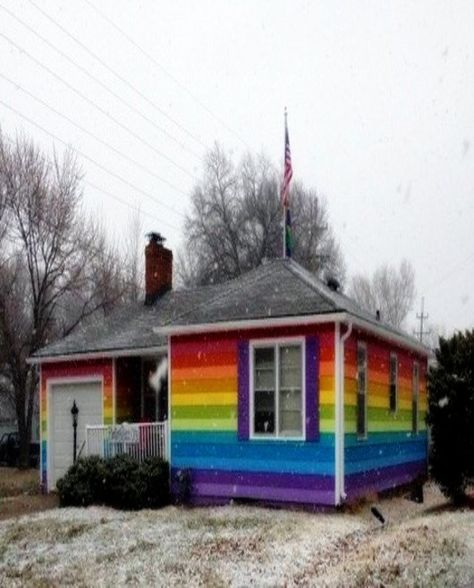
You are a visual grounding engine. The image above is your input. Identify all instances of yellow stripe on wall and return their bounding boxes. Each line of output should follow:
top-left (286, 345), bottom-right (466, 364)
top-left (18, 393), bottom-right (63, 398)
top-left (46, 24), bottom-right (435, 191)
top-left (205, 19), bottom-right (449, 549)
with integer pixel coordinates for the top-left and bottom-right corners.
top-left (173, 377), bottom-right (237, 395)
top-left (173, 391), bottom-right (236, 407)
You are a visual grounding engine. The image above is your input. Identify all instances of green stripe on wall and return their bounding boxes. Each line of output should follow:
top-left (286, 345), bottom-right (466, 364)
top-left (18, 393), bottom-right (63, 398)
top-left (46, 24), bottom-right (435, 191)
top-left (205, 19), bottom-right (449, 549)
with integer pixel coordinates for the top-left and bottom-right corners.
top-left (172, 405), bottom-right (237, 420)
top-left (173, 418), bottom-right (237, 431)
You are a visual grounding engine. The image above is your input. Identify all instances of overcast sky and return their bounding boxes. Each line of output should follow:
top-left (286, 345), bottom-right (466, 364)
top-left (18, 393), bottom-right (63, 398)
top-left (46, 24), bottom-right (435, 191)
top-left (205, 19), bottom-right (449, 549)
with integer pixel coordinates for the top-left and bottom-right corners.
top-left (1, 0), bottom-right (473, 337)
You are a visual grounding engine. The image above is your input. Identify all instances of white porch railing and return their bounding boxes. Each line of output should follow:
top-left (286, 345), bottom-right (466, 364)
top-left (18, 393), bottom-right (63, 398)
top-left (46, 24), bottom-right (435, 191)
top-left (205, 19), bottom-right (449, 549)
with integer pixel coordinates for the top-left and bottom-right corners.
top-left (85, 421), bottom-right (168, 462)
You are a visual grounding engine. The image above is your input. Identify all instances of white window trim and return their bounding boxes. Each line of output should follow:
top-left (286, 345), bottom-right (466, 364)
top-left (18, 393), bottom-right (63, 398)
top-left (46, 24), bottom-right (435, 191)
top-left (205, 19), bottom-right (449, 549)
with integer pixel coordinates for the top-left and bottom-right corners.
top-left (412, 361), bottom-right (420, 434)
top-left (389, 352), bottom-right (398, 413)
top-left (249, 336), bottom-right (306, 441)
top-left (356, 341), bottom-right (368, 440)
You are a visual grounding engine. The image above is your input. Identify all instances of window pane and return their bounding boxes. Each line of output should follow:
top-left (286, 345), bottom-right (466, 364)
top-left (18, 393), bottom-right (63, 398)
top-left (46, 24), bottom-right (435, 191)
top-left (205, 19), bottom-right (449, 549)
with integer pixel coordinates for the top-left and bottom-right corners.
top-left (255, 390), bottom-right (275, 434)
top-left (389, 354), bottom-right (397, 412)
top-left (255, 347), bottom-right (275, 370)
top-left (280, 345), bottom-right (301, 388)
top-left (279, 389), bottom-right (302, 436)
top-left (254, 347), bottom-right (275, 435)
top-left (357, 344), bottom-right (367, 437)
top-left (280, 345), bottom-right (300, 368)
top-left (279, 345), bottom-right (302, 436)
top-left (357, 393), bottom-right (365, 437)
top-left (255, 347), bottom-right (275, 390)
top-left (412, 363), bottom-right (419, 433)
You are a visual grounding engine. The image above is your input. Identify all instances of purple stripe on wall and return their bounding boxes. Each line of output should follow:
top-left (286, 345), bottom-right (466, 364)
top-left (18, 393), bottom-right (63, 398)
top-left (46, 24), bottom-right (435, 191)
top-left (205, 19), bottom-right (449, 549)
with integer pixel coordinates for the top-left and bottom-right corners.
top-left (187, 468), bottom-right (335, 490)
top-left (171, 467), bottom-right (335, 506)
top-left (171, 467), bottom-right (335, 500)
top-left (237, 340), bottom-right (249, 440)
top-left (193, 482), bottom-right (334, 505)
top-left (305, 336), bottom-right (319, 441)
top-left (345, 460), bottom-right (427, 500)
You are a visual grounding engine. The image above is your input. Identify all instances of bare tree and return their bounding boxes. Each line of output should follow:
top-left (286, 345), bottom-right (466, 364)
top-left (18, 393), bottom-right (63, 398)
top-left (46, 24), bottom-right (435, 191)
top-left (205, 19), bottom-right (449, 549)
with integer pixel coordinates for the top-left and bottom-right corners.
top-left (349, 259), bottom-right (416, 329)
top-left (178, 144), bottom-right (345, 287)
top-left (123, 205), bottom-right (144, 302)
top-left (0, 131), bottom-right (126, 465)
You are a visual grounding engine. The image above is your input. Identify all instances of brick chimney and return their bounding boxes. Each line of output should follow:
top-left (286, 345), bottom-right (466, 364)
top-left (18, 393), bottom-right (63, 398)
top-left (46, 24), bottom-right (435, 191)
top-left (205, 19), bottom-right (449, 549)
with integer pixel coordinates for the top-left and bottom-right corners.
top-left (145, 232), bottom-right (173, 305)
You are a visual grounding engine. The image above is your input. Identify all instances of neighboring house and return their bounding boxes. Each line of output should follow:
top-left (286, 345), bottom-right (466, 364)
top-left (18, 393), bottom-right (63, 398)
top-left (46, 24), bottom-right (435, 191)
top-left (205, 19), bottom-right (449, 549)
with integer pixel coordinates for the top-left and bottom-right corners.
top-left (31, 233), bottom-right (429, 507)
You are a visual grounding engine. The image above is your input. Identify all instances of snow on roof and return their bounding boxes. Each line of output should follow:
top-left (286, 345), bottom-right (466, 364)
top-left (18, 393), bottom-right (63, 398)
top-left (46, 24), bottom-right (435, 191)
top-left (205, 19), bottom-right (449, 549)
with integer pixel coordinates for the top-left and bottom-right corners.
top-left (33, 258), bottom-right (424, 360)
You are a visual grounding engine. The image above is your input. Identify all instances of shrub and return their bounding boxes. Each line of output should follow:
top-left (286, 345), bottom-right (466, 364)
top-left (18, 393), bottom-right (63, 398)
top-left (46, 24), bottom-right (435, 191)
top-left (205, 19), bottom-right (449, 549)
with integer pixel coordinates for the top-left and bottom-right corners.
top-left (140, 457), bottom-right (170, 508)
top-left (427, 330), bottom-right (474, 504)
top-left (105, 454), bottom-right (146, 510)
top-left (56, 455), bottom-right (107, 507)
top-left (57, 454), bottom-right (170, 510)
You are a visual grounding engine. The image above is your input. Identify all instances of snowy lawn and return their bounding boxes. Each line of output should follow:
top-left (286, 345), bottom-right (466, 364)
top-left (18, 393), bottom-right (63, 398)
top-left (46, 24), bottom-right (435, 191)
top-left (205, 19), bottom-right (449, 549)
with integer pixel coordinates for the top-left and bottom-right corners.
top-left (0, 484), bottom-right (473, 587)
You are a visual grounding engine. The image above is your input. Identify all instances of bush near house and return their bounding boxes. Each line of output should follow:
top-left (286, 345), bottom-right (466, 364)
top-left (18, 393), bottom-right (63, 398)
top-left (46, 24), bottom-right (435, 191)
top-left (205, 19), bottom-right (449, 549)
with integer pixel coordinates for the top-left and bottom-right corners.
top-left (427, 330), bottom-right (474, 504)
top-left (57, 455), bottom-right (169, 510)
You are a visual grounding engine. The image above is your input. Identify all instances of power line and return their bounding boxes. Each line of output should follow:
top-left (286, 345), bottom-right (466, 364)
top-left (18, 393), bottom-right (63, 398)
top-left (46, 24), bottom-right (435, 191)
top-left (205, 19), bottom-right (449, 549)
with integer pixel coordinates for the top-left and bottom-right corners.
top-left (26, 0), bottom-right (208, 155)
top-left (1, 3), bottom-right (201, 167)
top-left (0, 98), bottom-right (186, 225)
top-left (0, 72), bottom-right (191, 208)
top-left (82, 0), bottom-right (251, 150)
top-left (0, 148), bottom-right (179, 237)
top-left (84, 179), bottom-right (180, 232)
top-left (0, 23), bottom-right (198, 182)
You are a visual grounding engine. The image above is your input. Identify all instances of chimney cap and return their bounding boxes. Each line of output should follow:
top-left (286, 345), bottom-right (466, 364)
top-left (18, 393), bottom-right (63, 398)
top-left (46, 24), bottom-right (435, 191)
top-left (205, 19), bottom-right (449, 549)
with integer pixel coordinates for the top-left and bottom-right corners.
top-left (326, 275), bottom-right (340, 292)
top-left (147, 232), bottom-right (166, 245)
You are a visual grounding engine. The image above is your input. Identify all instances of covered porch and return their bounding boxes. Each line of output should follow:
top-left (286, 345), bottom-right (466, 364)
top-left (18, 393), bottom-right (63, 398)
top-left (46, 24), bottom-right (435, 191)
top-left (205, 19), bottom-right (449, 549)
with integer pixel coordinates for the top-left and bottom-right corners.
top-left (40, 350), bottom-right (170, 490)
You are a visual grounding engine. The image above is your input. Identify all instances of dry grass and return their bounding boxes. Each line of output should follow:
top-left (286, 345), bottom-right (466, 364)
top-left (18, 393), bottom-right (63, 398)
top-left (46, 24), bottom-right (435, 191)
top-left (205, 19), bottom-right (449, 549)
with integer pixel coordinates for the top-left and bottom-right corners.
top-left (0, 484), bottom-right (472, 587)
top-left (0, 468), bottom-right (39, 498)
top-left (0, 468), bottom-right (58, 521)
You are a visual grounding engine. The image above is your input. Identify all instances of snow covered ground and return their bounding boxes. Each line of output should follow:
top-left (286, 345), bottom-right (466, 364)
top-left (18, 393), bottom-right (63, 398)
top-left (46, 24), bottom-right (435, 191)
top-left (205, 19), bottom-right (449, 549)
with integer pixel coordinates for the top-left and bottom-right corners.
top-left (0, 484), bottom-right (472, 587)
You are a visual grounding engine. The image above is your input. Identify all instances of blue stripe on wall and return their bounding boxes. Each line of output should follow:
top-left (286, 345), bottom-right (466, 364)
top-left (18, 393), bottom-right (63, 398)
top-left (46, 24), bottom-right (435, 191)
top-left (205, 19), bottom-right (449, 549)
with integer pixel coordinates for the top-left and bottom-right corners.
top-left (345, 439), bottom-right (427, 461)
top-left (345, 431), bottom-right (428, 447)
top-left (345, 450), bottom-right (427, 475)
top-left (173, 441), bottom-right (335, 462)
top-left (171, 431), bottom-right (336, 446)
top-left (171, 456), bottom-right (335, 476)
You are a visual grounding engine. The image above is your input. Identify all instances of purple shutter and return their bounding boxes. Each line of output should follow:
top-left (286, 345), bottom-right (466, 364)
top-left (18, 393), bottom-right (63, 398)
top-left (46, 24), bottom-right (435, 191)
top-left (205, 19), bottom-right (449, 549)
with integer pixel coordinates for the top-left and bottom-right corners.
top-left (305, 336), bottom-right (320, 441)
top-left (238, 340), bottom-right (250, 440)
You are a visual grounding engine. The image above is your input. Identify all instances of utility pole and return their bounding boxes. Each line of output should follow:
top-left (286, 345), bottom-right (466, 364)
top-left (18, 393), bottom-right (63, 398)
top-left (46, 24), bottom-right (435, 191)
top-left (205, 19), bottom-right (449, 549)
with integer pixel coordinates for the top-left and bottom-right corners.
top-left (414, 296), bottom-right (430, 343)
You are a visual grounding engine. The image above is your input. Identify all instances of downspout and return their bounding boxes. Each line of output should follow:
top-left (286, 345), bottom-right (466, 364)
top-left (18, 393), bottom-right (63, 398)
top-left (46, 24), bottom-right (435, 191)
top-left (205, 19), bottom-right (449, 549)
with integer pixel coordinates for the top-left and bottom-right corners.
top-left (338, 321), bottom-right (353, 504)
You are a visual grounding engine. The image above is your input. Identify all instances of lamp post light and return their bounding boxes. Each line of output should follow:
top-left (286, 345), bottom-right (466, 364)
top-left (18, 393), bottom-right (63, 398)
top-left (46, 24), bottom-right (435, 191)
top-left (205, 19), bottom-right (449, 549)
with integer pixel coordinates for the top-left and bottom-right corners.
top-left (71, 400), bottom-right (79, 463)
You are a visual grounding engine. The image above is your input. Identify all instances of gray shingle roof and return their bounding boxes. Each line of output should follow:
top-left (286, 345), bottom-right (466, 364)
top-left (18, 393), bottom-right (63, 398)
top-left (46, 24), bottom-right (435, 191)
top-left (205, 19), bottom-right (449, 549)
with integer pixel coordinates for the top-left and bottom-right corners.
top-left (33, 258), bottom-right (421, 359)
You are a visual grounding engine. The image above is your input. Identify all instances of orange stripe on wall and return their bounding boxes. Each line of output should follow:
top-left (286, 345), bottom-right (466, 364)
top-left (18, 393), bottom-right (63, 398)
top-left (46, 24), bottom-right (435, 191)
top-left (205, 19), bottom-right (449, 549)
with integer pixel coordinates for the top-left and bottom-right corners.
top-left (173, 364), bottom-right (237, 380)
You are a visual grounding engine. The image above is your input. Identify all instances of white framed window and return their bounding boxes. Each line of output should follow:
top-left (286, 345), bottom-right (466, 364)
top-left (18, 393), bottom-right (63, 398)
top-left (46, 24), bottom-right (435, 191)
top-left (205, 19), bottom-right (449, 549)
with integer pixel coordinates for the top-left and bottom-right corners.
top-left (389, 352), bottom-right (398, 413)
top-left (412, 361), bottom-right (419, 434)
top-left (250, 339), bottom-right (305, 440)
top-left (357, 342), bottom-right (368, 439)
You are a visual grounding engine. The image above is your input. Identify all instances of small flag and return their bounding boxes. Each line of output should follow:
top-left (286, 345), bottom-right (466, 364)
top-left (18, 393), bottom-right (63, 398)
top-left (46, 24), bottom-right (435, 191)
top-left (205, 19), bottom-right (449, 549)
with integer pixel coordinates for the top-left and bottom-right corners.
top-left (281, 115), bottom-right (293, 209)
top-left (285, 207), bottom-right (293, 258)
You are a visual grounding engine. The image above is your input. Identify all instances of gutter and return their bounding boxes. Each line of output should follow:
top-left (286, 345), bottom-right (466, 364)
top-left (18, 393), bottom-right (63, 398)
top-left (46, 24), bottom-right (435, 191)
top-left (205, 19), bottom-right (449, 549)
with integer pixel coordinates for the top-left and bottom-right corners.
top-left (154, 313), bottom-right (346, 337)
top-left (154, 312), bottom-right (430, 357)
top-left (27, 345), bottom-right (168, 365)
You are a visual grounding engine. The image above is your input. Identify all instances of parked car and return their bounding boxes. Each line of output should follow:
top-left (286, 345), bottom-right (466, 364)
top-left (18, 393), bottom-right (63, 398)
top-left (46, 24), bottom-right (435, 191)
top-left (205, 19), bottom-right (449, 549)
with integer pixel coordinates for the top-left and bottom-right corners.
top-left (0, 432), bottom-right (19, 466)
top-left (0, 432), bottom-right (39, 468)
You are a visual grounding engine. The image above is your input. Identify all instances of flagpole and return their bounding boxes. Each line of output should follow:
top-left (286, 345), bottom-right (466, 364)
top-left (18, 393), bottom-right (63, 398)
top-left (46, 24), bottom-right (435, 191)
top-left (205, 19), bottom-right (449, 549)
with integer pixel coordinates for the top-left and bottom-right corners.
top-left (282, 107), bottom-right (287, 259)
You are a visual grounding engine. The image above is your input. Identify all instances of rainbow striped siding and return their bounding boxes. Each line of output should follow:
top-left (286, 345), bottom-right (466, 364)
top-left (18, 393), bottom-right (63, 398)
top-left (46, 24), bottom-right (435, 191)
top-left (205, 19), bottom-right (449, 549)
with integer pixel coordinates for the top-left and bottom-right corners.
top-left (343, 334), bottom-right (428, 499)
top-left (40, 360), bottom-right (113, 490)
top-left (170, 325), bottom-right (337, 506)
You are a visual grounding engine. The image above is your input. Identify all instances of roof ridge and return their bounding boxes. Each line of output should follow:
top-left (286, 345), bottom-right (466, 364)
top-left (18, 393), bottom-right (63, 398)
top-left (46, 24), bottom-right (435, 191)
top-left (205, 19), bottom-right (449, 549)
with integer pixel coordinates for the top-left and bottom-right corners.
top-left (282, 259), bottom-right (341, 309)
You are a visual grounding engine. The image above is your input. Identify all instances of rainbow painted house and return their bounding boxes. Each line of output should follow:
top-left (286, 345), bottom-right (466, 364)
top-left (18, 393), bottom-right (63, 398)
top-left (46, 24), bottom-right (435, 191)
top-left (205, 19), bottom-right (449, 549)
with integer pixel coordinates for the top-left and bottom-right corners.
top-left (32, 234), bottom-right (430, 508)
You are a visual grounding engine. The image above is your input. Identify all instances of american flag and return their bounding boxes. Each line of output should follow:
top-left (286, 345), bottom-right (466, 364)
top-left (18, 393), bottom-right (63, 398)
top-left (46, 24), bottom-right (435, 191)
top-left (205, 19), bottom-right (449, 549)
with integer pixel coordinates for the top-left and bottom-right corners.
top-left (281, 116), bottom-right (293, 208)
